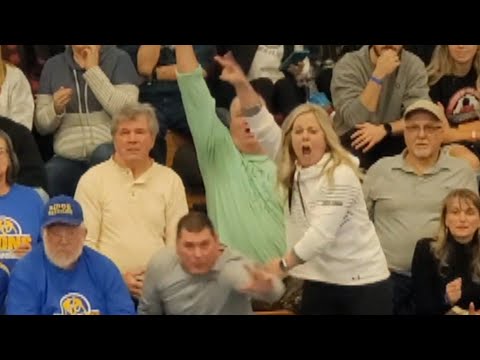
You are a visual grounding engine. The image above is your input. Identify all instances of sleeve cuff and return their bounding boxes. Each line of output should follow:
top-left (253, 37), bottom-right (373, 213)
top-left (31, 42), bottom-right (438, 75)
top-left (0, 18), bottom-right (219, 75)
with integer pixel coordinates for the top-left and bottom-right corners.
top-left (293, 239), bottom-right (314, 263)
top-left (176, 65), bottom-right (204, 81)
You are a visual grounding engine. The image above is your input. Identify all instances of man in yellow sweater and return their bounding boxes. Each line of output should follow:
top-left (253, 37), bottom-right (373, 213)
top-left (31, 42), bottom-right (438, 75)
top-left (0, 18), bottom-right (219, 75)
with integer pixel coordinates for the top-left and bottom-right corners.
top-left (75, 102), bottom-right (188, 301)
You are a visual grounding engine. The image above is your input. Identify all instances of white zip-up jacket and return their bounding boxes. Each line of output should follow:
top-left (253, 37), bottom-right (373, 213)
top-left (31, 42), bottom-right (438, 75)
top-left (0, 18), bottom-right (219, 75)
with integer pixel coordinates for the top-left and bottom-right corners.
top-left (247, 107), bottom-right (390, 285)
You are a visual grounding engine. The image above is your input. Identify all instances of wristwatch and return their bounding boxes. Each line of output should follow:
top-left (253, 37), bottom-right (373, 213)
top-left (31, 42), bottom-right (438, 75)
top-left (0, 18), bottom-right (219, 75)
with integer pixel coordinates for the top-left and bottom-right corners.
top-left (383, 123), bottom-right (393, 137)
top-left (279, 258), bottom-right (289, 272)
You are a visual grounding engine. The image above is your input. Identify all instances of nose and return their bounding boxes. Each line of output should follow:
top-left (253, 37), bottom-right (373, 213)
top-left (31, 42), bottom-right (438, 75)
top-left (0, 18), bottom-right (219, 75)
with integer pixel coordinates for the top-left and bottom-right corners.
top-left (57, 232), bottom-right (70, 244)
top-left (193, 247), bottom-right (202, 258)
top-left (417, 127), bottom-right (427, 138)
top-left (127, 132), bottom-right (138, 142)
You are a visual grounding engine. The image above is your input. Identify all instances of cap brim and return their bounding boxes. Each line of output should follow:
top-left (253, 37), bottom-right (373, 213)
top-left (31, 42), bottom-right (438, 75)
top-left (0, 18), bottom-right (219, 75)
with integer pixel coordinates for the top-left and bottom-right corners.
top-left (42, 216), bottom-right (82, 228)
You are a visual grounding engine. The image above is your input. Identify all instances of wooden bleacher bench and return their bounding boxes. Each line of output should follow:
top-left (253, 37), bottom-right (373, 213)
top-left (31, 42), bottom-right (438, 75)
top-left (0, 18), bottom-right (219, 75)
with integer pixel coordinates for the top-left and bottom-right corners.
top-left (255, 309), bottom-right (296, 315)
top-left (166, 130), bottom-right (206, 210)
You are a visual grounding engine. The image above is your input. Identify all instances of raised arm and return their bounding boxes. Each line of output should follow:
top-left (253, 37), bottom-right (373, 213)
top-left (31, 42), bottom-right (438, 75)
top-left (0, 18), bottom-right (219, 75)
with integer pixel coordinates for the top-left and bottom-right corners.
top-left (176, 45), bottom-right (232, 156)
top-left (214, 53), bottom-right (282, 160)
top-left (137, 45), bottom-right (162, 78)
top-left (176, 45), bottom-right (199, 73)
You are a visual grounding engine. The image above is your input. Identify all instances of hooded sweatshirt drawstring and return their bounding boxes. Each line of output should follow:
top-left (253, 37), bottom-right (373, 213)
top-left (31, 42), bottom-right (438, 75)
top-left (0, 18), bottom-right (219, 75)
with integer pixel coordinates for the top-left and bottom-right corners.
top-left (73, 69), bottom-right (95, 158)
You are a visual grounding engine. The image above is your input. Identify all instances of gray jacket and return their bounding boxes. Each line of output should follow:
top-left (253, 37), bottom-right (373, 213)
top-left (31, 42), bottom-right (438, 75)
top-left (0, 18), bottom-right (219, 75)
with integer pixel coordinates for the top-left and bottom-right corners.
top-left (35, 45), bottom-right (140, 160)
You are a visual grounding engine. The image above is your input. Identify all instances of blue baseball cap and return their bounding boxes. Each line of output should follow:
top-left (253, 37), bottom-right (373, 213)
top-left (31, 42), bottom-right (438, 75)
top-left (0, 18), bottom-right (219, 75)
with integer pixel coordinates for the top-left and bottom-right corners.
top-left (42, 195), bottom-right (84, 228)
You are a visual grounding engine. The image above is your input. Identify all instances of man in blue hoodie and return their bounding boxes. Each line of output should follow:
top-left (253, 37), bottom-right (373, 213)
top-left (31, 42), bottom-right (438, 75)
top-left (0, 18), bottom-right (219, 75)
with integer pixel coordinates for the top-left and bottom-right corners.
top-left (35, 45), bottom-right (140, 197)
top-left (6, 195), bottom-right (135, 315)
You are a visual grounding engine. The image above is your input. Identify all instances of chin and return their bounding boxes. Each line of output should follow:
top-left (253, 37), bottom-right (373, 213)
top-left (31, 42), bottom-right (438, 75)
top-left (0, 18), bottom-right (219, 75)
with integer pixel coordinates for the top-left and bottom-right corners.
top-left (189, 267), bottom-right (209, 275)
top-left (413, 150), bottom-right (433, 159)
top-left (45, 245), bottom-right (83, 269)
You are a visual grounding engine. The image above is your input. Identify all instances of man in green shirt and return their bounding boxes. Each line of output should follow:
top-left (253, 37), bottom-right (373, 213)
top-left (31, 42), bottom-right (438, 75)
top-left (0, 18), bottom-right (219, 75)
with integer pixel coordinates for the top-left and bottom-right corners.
top-left (175, 45), bottom-right (285, 264)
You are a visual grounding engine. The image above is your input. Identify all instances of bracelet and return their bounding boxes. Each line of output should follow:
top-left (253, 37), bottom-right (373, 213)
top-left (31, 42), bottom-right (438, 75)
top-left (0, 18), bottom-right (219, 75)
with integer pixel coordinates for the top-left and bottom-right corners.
top-left (370, 76), bottom-right (383, 86)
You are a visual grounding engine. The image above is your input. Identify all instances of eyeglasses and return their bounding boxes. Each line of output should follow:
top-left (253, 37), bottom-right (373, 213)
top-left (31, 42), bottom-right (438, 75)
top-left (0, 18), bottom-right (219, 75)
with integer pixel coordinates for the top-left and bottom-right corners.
top-left (405, 125), bottom-right (443, 136)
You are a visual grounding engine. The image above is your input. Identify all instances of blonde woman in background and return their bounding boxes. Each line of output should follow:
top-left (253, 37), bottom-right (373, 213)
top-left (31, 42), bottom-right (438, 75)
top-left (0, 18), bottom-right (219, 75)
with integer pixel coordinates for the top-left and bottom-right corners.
top-left (412, 189), bottom-right (480, 315)
top-left (428, 45), bottom-right (480, 170)
top-left (0, 45), bottom-right (35, 130)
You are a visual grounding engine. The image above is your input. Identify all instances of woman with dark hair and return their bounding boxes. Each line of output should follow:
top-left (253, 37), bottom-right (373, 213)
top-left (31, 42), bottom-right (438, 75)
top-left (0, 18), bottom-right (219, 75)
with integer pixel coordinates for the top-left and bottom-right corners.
top-left (412, 188), bottom-right (480, 315)
top-left (0, 129), bottom-right (44, 312)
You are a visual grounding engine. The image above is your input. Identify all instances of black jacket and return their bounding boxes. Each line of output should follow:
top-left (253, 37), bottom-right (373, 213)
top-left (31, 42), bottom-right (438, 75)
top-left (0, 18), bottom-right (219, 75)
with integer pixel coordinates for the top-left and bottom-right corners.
top-left (412, 237), bottom-right (480, 315)
top-left (0, 116), bottom-right (47, 190)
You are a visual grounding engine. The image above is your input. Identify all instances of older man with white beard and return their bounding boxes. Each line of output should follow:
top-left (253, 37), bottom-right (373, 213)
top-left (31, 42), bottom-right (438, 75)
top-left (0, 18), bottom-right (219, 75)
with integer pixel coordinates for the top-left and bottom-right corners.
top-left (6, 195), bottom-right (135, 315)
top-left (363, 99), bottom-right (478, 315)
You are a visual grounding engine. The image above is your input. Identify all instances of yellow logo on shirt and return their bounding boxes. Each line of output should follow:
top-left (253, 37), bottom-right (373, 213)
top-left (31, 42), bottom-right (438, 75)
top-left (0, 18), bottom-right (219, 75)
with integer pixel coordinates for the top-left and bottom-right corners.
top-left (57, 293), bottom-right (100, 315)
top-left (48, 203), bottom-right (73, 216)
top-left (0, 216), bottom-right (32, 259)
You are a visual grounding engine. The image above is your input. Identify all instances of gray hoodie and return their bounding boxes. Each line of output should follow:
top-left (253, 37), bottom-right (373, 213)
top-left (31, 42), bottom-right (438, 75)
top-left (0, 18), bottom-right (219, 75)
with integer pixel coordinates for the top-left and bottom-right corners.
top-left (35, 45), bottom-right (140, 160)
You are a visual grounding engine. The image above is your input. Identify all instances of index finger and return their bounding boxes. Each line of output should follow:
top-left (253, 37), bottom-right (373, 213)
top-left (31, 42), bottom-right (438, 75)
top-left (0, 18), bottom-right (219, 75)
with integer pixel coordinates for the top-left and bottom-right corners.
top-left (214, 55), bottom-right (228, 66)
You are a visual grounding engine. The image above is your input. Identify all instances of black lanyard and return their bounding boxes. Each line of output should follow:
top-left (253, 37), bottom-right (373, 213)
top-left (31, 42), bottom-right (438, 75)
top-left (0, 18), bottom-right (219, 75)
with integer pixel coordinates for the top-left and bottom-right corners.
top-left (289, 157), bottom-right (332, 217)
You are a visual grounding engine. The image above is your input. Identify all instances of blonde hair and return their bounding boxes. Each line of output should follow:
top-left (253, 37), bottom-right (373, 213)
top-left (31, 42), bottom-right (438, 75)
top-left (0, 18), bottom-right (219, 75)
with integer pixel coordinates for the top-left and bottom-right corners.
top-left (431, 188), bottom-right (480, 282)
top-left (427, 45), bottom-right (480, 88)
top-left (0, 46), bottom-right (6, 87)
top-left (278, 103), bottom-right (362, 204)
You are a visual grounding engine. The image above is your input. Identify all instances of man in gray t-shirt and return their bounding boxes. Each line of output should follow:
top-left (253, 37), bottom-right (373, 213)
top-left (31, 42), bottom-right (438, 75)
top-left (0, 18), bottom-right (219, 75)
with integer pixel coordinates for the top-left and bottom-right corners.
top-left (331, 45), bottom-right (430, 169)
top-left (363, 99), bottom-right (478, 315)
top-left (138, 211), bottom-right (285, 315)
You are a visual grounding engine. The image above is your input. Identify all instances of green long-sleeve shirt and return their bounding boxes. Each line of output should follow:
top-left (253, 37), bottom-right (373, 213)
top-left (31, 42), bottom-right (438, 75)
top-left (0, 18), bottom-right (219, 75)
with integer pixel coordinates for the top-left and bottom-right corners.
top-left (177, 66), bottom-right (285, 262)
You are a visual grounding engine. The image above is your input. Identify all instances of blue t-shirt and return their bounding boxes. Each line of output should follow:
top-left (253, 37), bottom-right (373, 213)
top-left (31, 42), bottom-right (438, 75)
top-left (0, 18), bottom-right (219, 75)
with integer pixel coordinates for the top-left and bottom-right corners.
top-left (0, 263), bottom-right (9, 314)
top-left (0, 184), bottom-right (44, 311)
top-left (6, 246), bottom-right (135, 315)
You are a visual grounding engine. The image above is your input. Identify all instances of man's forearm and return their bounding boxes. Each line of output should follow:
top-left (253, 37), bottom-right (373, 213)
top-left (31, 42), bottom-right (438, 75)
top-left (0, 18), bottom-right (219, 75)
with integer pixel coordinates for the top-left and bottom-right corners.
top-left (234, 80), bottom-right (262, 111)
top-left (391, 118), bottom-right (405, 135)
top-left (359, 79), bottom-right (382, 112)
top-left (176, 45), bottom-right (199, 73)
top-left (137, 45), bottom-right (161, 77)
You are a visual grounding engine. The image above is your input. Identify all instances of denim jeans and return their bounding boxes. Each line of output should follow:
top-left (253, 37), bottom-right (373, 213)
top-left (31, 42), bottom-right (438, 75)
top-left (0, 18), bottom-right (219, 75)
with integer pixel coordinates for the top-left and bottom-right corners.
top-left (46, 143), bottom-right (114, 197)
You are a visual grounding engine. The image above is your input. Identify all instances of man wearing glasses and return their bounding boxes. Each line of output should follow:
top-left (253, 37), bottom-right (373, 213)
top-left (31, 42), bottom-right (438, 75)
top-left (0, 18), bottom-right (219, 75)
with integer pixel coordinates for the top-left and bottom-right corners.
top-left (363, 99), bottom-right (478, 315)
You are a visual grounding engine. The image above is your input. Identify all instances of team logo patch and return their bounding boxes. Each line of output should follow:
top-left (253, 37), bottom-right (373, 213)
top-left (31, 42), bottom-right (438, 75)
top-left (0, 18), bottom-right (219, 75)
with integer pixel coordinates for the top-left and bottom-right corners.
top-left (56, 292), bottom-right (100, 315)
top-left (0, 216), bottom-right (32, 259)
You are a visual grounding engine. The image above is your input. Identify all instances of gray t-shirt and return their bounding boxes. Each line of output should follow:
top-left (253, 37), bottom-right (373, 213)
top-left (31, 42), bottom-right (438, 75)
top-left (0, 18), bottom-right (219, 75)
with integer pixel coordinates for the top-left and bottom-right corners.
top-left (138, 247), bottom-right (285, 315)
top-left (363, 149), bottom-right (478, 274)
